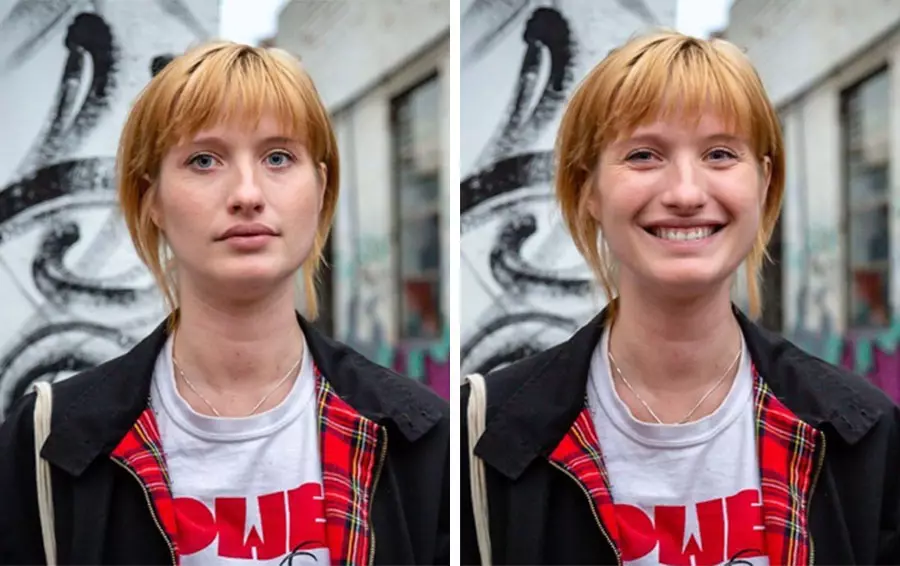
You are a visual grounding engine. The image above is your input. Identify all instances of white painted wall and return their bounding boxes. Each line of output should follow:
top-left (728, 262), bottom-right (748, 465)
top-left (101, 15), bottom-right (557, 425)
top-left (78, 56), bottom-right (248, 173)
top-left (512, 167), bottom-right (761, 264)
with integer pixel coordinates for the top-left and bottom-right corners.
top-left (726, 0), bottom-right (900, 334)
top-left (0, 0), bottom-right (219, 418)
top-left (276, 1), bottom-right (450, 347)
top-left (274, 0), bottom-right (449, 110)
top-left (724, 0), bottom-right (900, 107)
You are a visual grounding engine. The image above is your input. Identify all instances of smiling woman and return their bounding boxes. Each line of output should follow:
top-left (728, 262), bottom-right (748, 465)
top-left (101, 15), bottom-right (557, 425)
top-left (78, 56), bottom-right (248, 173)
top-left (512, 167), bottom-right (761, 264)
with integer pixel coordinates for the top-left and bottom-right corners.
top-left (462, 30), bottom-right (900, 565)
top-left (0, 41), bottom-right (450, 566)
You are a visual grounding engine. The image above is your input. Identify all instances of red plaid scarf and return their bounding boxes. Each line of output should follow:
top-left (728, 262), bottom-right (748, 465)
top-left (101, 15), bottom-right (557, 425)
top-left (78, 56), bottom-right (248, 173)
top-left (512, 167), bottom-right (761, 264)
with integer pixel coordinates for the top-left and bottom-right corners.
top-left (110, 368), bottom-right (382, 566)
top-left (549, 367), bottom-right (822, 564)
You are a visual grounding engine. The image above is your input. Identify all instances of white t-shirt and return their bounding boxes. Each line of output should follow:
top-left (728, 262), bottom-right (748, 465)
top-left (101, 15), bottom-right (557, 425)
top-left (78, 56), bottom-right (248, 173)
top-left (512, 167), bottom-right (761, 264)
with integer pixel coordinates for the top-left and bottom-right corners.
top-left (150, 335), bottom-right (330, 565)
top-left (587, 328), bottom-right (768, 566)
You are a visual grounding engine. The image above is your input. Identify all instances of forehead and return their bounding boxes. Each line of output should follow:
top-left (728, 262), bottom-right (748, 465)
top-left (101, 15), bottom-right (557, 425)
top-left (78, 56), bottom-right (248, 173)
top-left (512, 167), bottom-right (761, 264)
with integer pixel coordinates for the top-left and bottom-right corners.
top-left (168, 108), bottom-right (307, 153)
top-left (619, 110), bottom-right (745, 141)
top-left (185, 112), bottom-right (297, 140)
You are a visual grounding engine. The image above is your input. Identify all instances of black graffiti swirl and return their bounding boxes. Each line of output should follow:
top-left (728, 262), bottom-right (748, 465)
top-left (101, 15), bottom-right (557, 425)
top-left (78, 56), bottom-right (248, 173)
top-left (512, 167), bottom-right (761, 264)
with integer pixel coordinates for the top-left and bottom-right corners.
top-left (0, 157), bottom-right (115, 241)
top-left (467, 6), bottom-right (574, 184)
top-left (14, 12), bottom-right (117, 178)
top-left (462, 310), bottom-right (580, 376)
top-left (0, 10), bottom-right (180, 417)
top-left (491, 213), bottom-right (592, 297)
top-left (0, 322), bottom-right (133, 419)
top-left (461, 152), bottom-right (553, 218)
top-left (33, 221), bottom-right (160, 310)
top-left (461, 6), bottom-right (583, 375)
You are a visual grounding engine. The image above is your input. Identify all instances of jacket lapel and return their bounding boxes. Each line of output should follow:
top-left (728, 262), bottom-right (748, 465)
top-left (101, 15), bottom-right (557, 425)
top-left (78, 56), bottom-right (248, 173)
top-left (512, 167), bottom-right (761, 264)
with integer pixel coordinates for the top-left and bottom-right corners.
top-left (109, 408), bottom-right (179, 564)
top-left (547, 408), bottom-right (621, 549)
top-left (752, 368), bottom-right (821, 564)
top-left (315, 368), bottom-right (382, 566)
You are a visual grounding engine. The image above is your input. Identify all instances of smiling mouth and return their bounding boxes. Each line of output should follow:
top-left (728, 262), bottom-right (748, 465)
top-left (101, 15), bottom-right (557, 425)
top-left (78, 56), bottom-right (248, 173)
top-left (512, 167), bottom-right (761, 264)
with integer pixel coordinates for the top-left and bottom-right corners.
top-left (644, 225), bottom-right (725, 241)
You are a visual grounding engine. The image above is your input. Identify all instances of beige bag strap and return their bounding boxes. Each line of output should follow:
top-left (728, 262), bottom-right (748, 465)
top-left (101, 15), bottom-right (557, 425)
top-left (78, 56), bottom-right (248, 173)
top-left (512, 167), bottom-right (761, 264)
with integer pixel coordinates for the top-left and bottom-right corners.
top-left (465, 373), bottom-right (491, 566)
top-left (32, 381), bottom-right (57, 566)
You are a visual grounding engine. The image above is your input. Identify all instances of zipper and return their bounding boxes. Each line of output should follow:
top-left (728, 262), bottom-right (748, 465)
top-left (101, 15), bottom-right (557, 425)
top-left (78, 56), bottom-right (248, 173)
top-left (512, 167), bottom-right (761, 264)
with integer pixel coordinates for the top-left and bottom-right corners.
top-left (368, 426), bottom-right (389, 566)
top-left (806, 433), bottom-right (826, 565)
top-left (112, 458), bottom-right (177, 566)
top-left (549, 460), bottom-right (621, 565)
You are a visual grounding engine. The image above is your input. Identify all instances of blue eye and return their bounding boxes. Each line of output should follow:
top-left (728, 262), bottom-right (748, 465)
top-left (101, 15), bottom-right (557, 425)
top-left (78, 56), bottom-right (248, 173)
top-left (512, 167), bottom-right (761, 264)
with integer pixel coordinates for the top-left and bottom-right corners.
top-left (626, 150), bottom-right (657, 162)
top-left (188, 154), bottom-right (217, 169)
top-left (708, 148), bottom-right (737, 161)
top-left (266, 151), bottom-right (294, 168)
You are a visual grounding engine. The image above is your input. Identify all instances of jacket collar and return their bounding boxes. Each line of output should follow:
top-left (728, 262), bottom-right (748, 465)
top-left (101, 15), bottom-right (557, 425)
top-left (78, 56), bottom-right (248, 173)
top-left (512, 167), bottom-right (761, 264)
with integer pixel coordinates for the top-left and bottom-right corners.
top-left (475, 304), bottom-right (883, 480)
top-left (43, 312), bottom-right (444, 476)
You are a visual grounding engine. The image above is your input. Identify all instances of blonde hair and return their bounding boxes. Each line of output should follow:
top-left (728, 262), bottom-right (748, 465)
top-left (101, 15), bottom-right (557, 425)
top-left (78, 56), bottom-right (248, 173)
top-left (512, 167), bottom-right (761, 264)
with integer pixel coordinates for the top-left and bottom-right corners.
top-left (116, 41), bottom-right (339, 326)
top-left (555, 30), bottom-right (784, 319)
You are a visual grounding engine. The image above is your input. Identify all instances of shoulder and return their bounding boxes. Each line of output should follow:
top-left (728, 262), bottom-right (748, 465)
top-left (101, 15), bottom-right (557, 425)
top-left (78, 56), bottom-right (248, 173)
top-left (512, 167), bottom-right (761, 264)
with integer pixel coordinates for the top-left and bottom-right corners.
top-left (749, 323), bottom-right (900, 442)
top-left (461, 342), bottom-right (567, 411)
top-left (762, 330), bottom-right (895, 410)
top-left (1, 353), bottom-right (122, 432)
top-left (320, 337), bottom-right (449, 440)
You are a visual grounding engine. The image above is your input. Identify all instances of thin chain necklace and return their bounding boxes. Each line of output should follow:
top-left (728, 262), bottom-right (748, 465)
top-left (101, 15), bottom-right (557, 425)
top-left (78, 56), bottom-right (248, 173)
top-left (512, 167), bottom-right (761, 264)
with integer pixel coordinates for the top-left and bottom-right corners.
top-left (172, 348), bottom-right (303, 418)
top-left (607, 345), bottom-right (742, 425)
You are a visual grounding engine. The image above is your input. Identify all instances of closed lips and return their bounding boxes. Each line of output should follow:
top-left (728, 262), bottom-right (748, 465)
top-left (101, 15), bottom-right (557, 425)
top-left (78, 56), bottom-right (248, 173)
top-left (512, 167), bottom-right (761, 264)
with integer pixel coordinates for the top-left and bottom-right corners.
top-left (219, 224), bottom-right (278, 239)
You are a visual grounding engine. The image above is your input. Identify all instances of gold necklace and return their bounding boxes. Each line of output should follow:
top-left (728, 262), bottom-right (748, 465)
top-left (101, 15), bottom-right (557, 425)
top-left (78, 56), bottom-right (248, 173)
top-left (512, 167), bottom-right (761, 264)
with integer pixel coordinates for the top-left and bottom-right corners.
top-left (607, 346), bottom-right (742, 425)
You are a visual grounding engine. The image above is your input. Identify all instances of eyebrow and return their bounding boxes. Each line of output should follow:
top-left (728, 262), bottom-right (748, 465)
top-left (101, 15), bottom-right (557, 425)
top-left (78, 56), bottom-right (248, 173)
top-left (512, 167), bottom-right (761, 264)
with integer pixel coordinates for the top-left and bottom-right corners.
top-left (184, 135), bottom-right (302, 149)
top-left (616, 132), bottom-right (748, 147)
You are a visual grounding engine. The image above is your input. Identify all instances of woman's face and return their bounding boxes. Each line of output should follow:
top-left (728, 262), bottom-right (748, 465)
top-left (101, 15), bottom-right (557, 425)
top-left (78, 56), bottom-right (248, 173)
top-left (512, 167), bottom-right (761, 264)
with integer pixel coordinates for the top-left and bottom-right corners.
top-left (152, 112), bottom-right (325, 299)
top-left (589, 111), bottom-right (771, 300)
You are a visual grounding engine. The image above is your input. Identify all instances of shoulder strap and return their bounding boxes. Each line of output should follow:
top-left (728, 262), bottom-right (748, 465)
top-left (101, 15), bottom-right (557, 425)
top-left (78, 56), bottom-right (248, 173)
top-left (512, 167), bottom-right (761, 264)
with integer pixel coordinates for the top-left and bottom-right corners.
top-left (465, 373), bottom-right (491, 566)
top-left (32, 381), bottom-right (57, 566)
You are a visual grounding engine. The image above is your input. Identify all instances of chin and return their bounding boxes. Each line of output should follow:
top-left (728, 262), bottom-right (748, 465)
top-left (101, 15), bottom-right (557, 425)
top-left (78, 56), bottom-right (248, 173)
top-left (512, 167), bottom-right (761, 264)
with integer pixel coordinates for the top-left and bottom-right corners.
top-left (633, 261), bottom-right (734, 296)
top-left (212, 258), bottom-right (299, 289)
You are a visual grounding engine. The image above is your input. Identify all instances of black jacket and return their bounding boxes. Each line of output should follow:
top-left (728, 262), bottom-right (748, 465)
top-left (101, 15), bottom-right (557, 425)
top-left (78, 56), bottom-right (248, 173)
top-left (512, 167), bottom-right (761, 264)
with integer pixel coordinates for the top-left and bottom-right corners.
top-left (461, 307), bottom-right (900, 565)
top-left (0, 314), bottom-right (450, 565)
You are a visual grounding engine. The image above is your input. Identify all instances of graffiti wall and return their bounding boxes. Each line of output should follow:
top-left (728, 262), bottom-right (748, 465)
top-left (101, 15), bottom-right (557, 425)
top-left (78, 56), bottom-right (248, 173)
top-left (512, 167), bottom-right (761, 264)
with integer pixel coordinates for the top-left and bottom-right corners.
top-left (778, 91), bottom-right (900, 403)
top-left (459, 0), bottom-right (676, 375)
top-left (0, 0), bottom-right (217, 419)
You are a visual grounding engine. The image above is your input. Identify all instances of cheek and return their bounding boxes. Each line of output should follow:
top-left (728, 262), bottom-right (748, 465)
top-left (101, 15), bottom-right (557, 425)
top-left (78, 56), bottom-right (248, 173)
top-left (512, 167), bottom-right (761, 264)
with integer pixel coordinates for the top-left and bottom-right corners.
top-left (718, 172), bottom-right (766, 222)
top-left (280, 170), bottom-right (322, 215)
top-left (594, 172), bottom-right (650, 228)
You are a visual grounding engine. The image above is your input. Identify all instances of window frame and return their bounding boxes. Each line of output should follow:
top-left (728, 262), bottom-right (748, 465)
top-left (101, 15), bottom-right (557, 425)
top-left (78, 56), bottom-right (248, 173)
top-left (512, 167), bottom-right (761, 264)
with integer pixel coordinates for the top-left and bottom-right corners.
top-left (839, 64), bottom-right (892, 331)
top-left (389, 72), bottom-right (443, 342)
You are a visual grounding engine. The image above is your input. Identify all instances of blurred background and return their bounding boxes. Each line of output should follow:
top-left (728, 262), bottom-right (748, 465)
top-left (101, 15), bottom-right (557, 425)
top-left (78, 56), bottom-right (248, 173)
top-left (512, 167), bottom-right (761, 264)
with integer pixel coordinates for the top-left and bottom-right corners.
top-left (0, 0), bottom-right (449, 420)
top-left (460, 0), bottom-right (900, 404)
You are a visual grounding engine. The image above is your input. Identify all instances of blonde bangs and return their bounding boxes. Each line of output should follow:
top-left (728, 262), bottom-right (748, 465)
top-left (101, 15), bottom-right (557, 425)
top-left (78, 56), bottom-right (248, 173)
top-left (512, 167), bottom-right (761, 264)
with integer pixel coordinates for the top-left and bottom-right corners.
top-left (156, 46), bottom-right (316, 155)
top-left (117, 41), bottom-right (340, 323)
top-left (555, 31), bottom-right (785, 319)
top-left (598, 37), bottom-right (771, 155)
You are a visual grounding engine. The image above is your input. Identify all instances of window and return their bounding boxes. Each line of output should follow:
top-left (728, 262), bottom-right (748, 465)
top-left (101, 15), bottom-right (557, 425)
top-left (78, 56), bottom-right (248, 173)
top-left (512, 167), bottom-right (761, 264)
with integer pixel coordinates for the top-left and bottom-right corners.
top-left (391, 75), bottom-right (442, 340)
top-left (841, 68), bottom-right (891, 328)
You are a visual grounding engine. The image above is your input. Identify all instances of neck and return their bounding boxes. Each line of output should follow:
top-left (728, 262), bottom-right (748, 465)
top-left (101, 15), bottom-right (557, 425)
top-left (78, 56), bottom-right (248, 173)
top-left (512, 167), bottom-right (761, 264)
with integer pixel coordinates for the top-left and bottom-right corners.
top-left (173, 279), bottom-right (305, 391)
top-left (609, 281), bottom-right (742, 393)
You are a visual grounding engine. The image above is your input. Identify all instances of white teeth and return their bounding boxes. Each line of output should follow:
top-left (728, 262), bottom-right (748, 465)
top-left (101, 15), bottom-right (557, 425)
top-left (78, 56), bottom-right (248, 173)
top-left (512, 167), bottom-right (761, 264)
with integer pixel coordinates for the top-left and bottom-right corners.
top-left (653, 227), bottom-right (715, 241)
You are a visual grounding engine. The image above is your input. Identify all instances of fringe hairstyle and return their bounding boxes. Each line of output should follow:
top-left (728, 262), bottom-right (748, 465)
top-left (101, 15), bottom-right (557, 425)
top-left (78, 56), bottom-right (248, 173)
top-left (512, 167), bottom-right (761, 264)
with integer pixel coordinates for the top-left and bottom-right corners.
top-left (116, 41), bottom-right (339, 327)
top-left (555, 30), bottom-right (784, 319)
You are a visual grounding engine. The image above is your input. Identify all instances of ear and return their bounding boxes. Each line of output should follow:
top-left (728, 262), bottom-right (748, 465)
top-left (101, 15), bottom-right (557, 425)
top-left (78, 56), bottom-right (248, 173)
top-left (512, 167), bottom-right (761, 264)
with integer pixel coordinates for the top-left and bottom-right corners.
top-left (584, 176), bottom-right (603, 225)
top-left (144, 175), bottom-right (163, 228)
top-left (760, 155), bottom-right (772, 205)
top-left (316, 162), bottom-right (327, 213)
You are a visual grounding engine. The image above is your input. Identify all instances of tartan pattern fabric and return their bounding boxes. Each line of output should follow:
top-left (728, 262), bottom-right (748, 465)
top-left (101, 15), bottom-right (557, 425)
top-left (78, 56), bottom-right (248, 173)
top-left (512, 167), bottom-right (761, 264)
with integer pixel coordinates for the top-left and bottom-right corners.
top-left (110, 408), bottom-right (180, 565)
top-left (753, 367), bottom-right (821, 565)
top-left (108, 364), bottom-right (382, 566)
top-left (316, 369), bottom-right (382, 566)
top-left (548, 408), bottom-right (622, 549)
top-left (550, 366), bottom-right (822, 565)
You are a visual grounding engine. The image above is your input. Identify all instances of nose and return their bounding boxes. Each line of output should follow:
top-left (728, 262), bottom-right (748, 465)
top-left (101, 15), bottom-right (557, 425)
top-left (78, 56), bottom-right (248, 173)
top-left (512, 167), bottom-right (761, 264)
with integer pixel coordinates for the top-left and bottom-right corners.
top-left (660, 154), bottom-right (708, 212)
top-left (226, 161), bottom-right (265, 216)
